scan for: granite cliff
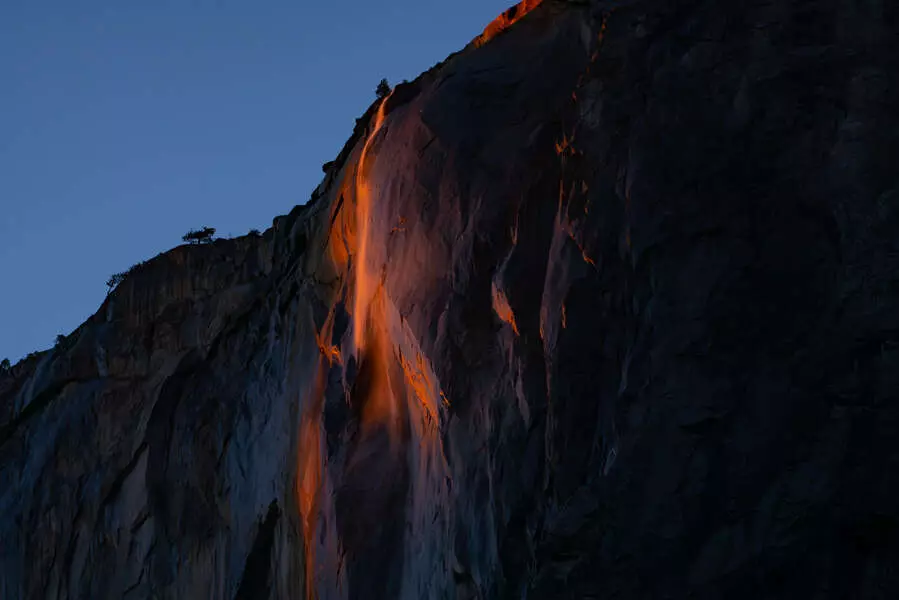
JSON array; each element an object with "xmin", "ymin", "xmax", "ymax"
[{"xmin": 2, "ymin": 0, "xmax": 899, "ymax": 598}]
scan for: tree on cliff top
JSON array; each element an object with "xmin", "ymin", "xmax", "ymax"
[
  {"xmin": 183, "ymin": 226, "xmax": 216, "ymax": 245},
  {"xmin": 54, "ymin": 334, "xmax": 68, "ymax": 351},
  {"xmin": 0, "ymin": 358, "xmax": 10, "ymax": 372},
  {"xmin": 376, "ymin": 78, "xmax": 390, "ymax": 99},
  {"xmin": 106, "ymin": 271, "xmax": 127, "ymax": 294}
]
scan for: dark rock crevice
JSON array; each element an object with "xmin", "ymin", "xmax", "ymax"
[{"xmin": 234, "ymin": 501, "xmax": 282, "ymax": 600}]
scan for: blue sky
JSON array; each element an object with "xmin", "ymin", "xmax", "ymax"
[{"xmin": 0, "ymin": 0, "xmax": 515, "ymax": 363}]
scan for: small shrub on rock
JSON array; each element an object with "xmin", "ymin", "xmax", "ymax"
[
  {"xmin": 106, "ymin": 271, "xmax": 127, "ymax": 294},
  {"xmin": 182, "ymin": 227, "xmax": 216, "ymax": 245},
  {"xmin": 376, "ymin": 78, "xmax": 390, "ymax": 99}
]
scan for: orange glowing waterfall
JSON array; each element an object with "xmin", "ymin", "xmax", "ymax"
[
  {"xmin": 353, "ymin": 94, "xmax": 390, "ymax": 351},
  {"xmin": 351, "ymin": 92, "xmax": 404, "ymax": 441},
  {"xmin": 299, "ymin": 88, "xmax": 452, "ymax": 598},
  {"xmin": 296, "ymin": 91, "xmax": 399, "ymax": 592}
]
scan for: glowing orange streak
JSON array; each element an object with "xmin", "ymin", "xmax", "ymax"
[
  {"xmin": 297, "ymin": 357, "xmax": 327, "ymax": 599},
  {"xmin": 315, "ymin": 320, "xmax": 343, "ymax": 366},
  {"xmin": 555, "ymin": 135, "xmax": 572, "ymax": 155},
  {"xmin": 298, "ymin": 307, "xmax": 346, "ymax": 597},
  {"xmin": 399, "ymin": 351, "xmax": 439, "ymax": 430},
  {"xmin": 491, "ymin": 282, "xmax": 520, "ymax": 335}
]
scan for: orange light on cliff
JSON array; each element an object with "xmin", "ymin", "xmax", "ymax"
[
  {"xmin": 491, "ymin": 282, "xmax": 520, "ymax": 335},
  {"xmin": 297, "ymin": 358, "xmax": 327, "ymax": 599},
  {"xmin": 391, "ymin": 216, "xmax": 407, "ymax": 234},
  {"xmin": 400, "ymin": 351, "xmax": 439, "ymax": 430},
  {"xmin": 555, "ymin": 135, "xmax": 572, "ymax": 156},
  {"xmin": 359, "ymin": 292, "xmax": 404, "ymax": 444},
  {"xmin": 315, "ymin": 318, "xmax": 343, "ymax": 367},
  {"xmin": 473, "ymin": 0, "xmax": 544, "ymax": 47}
]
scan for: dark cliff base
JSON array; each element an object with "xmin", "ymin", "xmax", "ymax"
[{"xmin": 2, "ymin": 0, "xmax": 899, "ymax": 598}]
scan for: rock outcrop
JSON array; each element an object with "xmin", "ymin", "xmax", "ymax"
[{"xmin": 2, "ymin": 0, "xmax": 899, "ymax": 598}]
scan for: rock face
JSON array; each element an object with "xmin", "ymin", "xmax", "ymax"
[{"xmin": 2, "ymin": 0, "xmax": 899, "ymax": 598}]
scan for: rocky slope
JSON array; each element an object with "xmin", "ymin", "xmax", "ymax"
[{"xmin": 2, "ymin": 0, "xmax": 899, "ymax": 598}]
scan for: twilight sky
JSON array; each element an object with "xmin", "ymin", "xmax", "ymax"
[{"xmin": 0, "ymin": 0, "xmax": 515, "ymax": 363}]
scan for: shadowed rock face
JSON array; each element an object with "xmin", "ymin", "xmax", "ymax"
[{"xmin": 2, "ymin": 0, "xmax": 899, "ymax": 598}]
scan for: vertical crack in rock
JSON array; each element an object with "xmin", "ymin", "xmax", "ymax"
[{"xmin": 235, "ymin": 501, "xmax": 282, "ymax": 600}]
